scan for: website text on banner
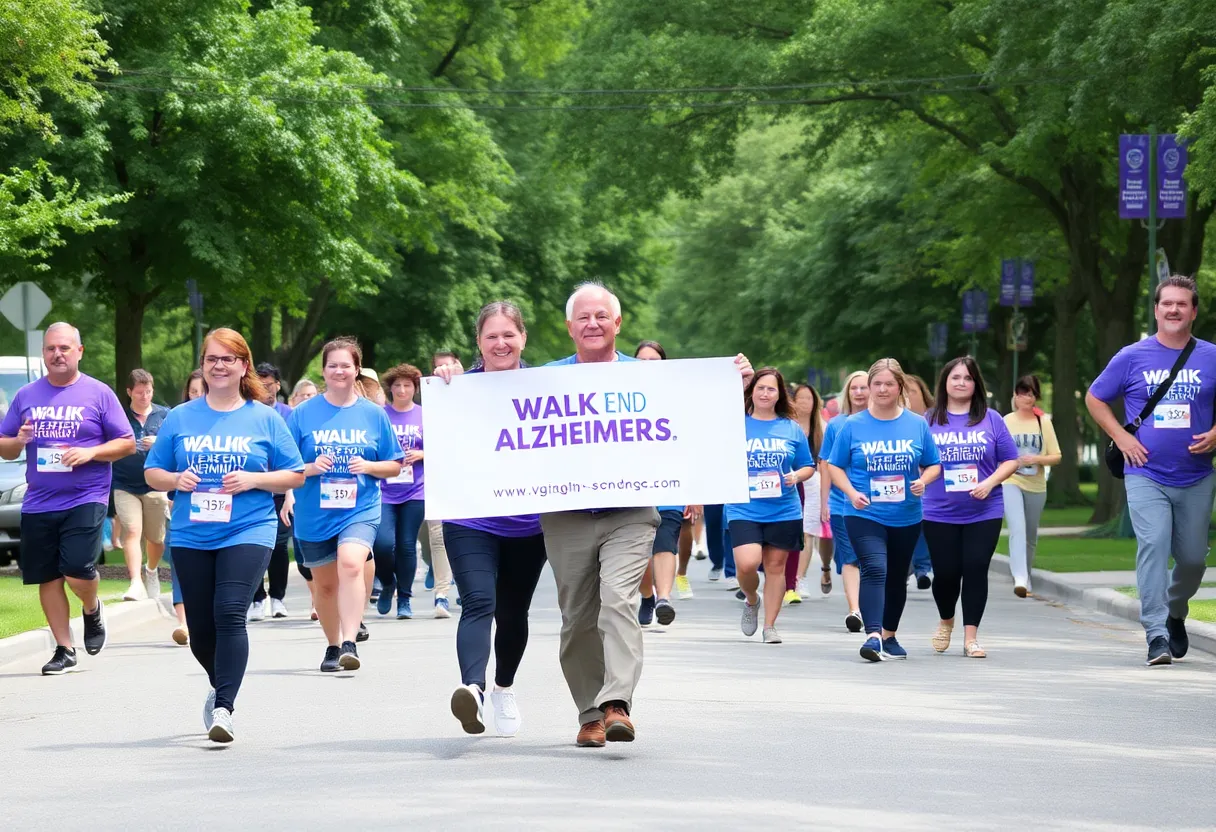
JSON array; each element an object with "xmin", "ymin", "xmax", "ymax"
[{"xmin": 422, "ymin": 357, "xmax": 750, "ymax": 519}]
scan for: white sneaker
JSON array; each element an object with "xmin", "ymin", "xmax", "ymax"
[
  {"xmin": 247, "ymin": 601, "xmax": 265, "ymax": 622},
  {"xmin": 123, "ymin": 579, "xmax": 148, "ymax": 602},
  {"xmin": 203, "ymin": 689, "xmax": 216, "ymax": 730},
  {"xmin": 270, "ymin": 599, "xmax": 288, "ymax": 619},
  {"xmin": 451, "ymin": 684, "xmax": 485, "ymax": 734},
  {"xmin": 741, "ymin": 597, "xmax": 761, "ymax": 637},
  {"xmin": 491, "ymin": 688, "xmax": 521, "ymax": 737},
  {"xmin": 724, "ymin": 577, "xmax": 740, "ymax": 591},
  {"xmin": 795, "ymin": 578, "xmax": 811, "ymax": 597},
  {"xmin": 208, "ymin": 707, "xmax": 234, "ymax": 743},
  {"xmin": 142, "ymin": 566, "xmax": 160, "ymax": 600}
]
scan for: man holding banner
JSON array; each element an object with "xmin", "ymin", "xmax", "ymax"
[{"xmin": 422, "ymin": 282, "xmax": 753, "ymax": 746}]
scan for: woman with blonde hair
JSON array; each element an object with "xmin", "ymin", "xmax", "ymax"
[
  {"xmin": 827, "ymin": 358, "xmax": 941, "ymax": 662},
  {"xmin": 818, "ymin": 371, "xmax": 870, "ymax": 631}
]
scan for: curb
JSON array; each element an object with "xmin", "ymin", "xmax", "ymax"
[
  {"xmin": 988, "ymin": 554, "xmax": 1216, "ymax": 657},
  {"xmin": 0, "ymin": 594, "xmax": 172, "ymax": 669}
]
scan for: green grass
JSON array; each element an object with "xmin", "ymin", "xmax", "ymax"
[
  {"xmin": 1116, "ymin": 582, "xmax": 1216, "ymax": 600},
  {"xmin": 0, "ymin": 576, "xmax": 159, "ymax": 639},
  {"xmin": 1114, "ymin": 587, "xmax": 1216, "ymax": 623},
  {"xmin": 995, "ymin": 535, "xmax": 1216, "ymax": 573},
  {"xmin": 1041, "ymin": 482, "xmax": 1097, "ymax": 528}
]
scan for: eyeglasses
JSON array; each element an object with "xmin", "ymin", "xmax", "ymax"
[{"xmin": 203, "ymin": 355, "xmax": 242, "ymax": 367}]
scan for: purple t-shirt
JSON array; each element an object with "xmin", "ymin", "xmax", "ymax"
[
  {"xmin": 0, "ymin": 374, "xmax": 134, "ymax": 513},
  {"xmin": 273, "ymin": 401, "xmax": 292, "ymax": 421},
  {"xmin": 923, "ymin": 409, "xmax": 1018, "ymax": 524},
  {"xmin": 1090, "ymin": 336, "xmax": 1216, "ymax": 488},
  {"xmin": 445, "ymin": 365, "xmax": 543, "ymax": 538},
  {"xmin": 382, "ymin": 404, "xmax": 424, "ymax": 504}
]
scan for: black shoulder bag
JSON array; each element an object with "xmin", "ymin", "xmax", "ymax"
[{"xmin": 1104, "ymin": 337, "xmax": 1195, "ymax": 479}]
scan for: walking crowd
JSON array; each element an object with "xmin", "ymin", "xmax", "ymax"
[{"xmin": 3, "ymin": 276, "xmax": 1212, "ymax": 745}]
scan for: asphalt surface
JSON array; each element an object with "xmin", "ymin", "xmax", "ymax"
[{"xmin": 2, "ymin": 562, "xmax": 1215, "ymax": 831}]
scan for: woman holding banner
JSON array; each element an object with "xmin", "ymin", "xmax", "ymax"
[
  {"xmin": 727, "ymin": 368, "xmax": 815, "ymax": 644},
  {"xmin": 434, "ymin": 302, "xmax": 549, "ymax": 737}
]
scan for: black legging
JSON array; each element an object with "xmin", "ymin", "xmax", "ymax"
[
  {"xmin": 174, "ymin": 543, "xmax": 272, "ymax": 712},
  {"xmin": 442, "ymin": 524, "xmax": 547, "ymax": 690},
  {"xmin": 922, "ymin": 518, "xmax": 1004, "ymax": 627},
  {"xmin": 254, "ymin": 501, "xmax": 291, "ymax": 602}
]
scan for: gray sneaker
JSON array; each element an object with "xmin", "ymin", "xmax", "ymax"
[
  {"xmin": 142, "ymin": 565, "xmax": 160, "ymax": 600},
  {"xmin": 203, "ymin": 689, "xmax": 216, "ymax": 730},
  {"xmin": 762, "ymin": 627, "xmax": 782, "ymax": 644},
  {"xmin": 208, "ymin": 707, "xmax": 234, "ymax": 743},
  {"xmin": 740, "ymin": 597, "xmax": 761, "ymax": 637}
]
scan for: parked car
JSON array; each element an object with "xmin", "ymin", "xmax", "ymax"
[{"xmin": 0, "ymin": 356, "xmax": 45, "ymax": 566}]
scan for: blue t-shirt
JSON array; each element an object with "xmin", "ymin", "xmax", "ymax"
[
  {"xmin": 828, "ymin": 409, "xmax": 941, "ymax": 527},
  {"xmin": 546, "ymin": 351, "xmax": 637, "ymax": 366},
  {"xmin": 818, "ymin": 414, "xmax": 851, "ymax": 517},
  {"xmin": 145, "ymin": 399, "xmax": 304, "ymax": 549},
  {"xmin": 287, "ymin": 396, "xmax": 404, "ymax": 542},
  {"xmin": 726, "ymin": 416, "xmax": 814, "ymax": 524}
]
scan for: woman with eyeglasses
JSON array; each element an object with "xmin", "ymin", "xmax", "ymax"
[{"xmin": 145, "ymin": 329, "xmax": 305, "ymax": 742}]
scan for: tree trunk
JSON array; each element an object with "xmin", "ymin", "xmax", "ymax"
[
  {"xmin": 1046, "ymin": 281, "xmax": 1088, "ymax": 506},
  {"xmin": 251, "ymin": 308, "xmax": 274, "ymax": 366},
  {"xmin": 113, "ymin": 289, "xmax": 148, "ymax": 407},
  {"xmin": 276, "ymin": 282, "xmax": 332, "ymax": 385}
]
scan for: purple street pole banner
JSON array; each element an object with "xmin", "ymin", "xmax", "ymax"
[
  {"xmin": 1000, "ymin": 259, "xmax": 1017, "ymax": 306},
  {"xmin": 1157, "ymin": 134, "xmax": 1188, "ymax": 219},
  {"xmin": 1019, "ymin": 260, "xmax": 1034, "ymax": 305},
  {"xmin": 962, "ymin": 292, "xmax": 976, "ymax": 332},
  {"xmin": 974, "ymin": 290, "xmax": 990, "ymax": 332},
  {"xmin": 420, "ymin": 357, "xmax": 750, "ymax": 518},
  {"xmin": 928, "ymin": 322, "xmax": 948, "ymax": 358},
  {"xmin": 1119, "ymin": 134, "xmax": 1150, "ymax": 220}
]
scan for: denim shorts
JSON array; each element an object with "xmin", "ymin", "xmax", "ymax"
[{"xmin": 295, "ymin": 521, "xmax": 379, "ymax": 568}]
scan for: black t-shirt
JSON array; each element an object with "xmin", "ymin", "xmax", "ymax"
[{"xmin": 112, "ymin": 404, "xmax": 170, "ymax": 494}]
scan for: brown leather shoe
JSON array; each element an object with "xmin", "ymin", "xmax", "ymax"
[
  {"xmin": 576, "ymin": 719, "xmax": 605, "ymax": 747},
  {"xmin": 604, "ymin": 705, "xmax": 635, "ymax": 743}
]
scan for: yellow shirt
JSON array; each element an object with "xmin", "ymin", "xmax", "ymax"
[{"xmin": 1003, "ymin": 411, "xmax": 1061, "ymax": 493}]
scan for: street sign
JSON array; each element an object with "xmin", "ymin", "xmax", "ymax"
[
  {"xmin": 0, "ymin": 282, "xmax": 52, "ymax": 331},
  {"xmin": 1007, "ymin": 314, "xmax": 1029, "ymax": 352},
  {"xmin": 1157, "ymin": 135, "xmax": 1188, "ymax": 219},
  {"xmin": 1119, "ymin": 134, "xmax": 1151, "ymax": 219}
]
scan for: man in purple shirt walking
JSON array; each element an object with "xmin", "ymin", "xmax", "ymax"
[
  {"xmin": 0, "ymin": 323, "xmax": 136, "ymax": 674},
  {"xmin": 1087, "ymin": 276, "xmax": 1216, "ymax": 666}
]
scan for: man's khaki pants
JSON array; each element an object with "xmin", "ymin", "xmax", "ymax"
[{"xmin": 541, "ymin": 508, "xmax": 658, "ymax": 725}]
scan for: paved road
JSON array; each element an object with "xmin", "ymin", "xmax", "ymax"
[{"xmin": 3, "ymin": 563, "xmax": 1215, "ymax": 830}]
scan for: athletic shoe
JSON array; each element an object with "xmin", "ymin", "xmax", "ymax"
[
  {"xmin": 356, "ymin": 621, "xmax": 370, "ymax": 642},
  {"xmin": 203, "ymin": 689, "xmax": 216, "ymax": 729},
  {"xmin": 1014, "ymin": 585, "xmax": 1028, "ymax": 598},
  {"xmin": 320, "ymin": 645, "xmax": 342, "ymax": 672},
  {"xmin": 676, "ymin": 575, "xmax": 694, "ymax": 599},
  {"xmin": 270, "ymin": 599, "xmax": 288, "ymax": 619},
  {"xmin": 1147, "ymin": 636, "xmax": 1172, "ymax": 666},
  {"xmin": 142, "ymin": 565, "xmax": 160, "ymax": 600},
  {"xmin": 724, "ymin": 577, "xmax": 740, "ymax": 590},
  {"xmin": 425, "ymin": 566, "xmax": 435, "ymax": 590},
  {"xmin": 338, "ymin": 640, "xmax": 360, "ymax": 671},
  {"xmin": 41, "ymin": 646, "xmax": 78, "ymax": 675},
  {"xmin": 451, "ymin": 684, "xmax": 485, "ymax": 734},
  {"xmin": 247, "ymin": 601, "xmax": 265, "ymax": 622},
  {"xmin": 784, "ymin": 589, "xmax": 801, "ymax": 605},
  {"xmin": 655, "ymin": 598, "xmax": 676, "ymax": 626},
  {"xmin": 83, "ymin": 599, "xmax": 108, "ymax": 655},
  {"xmin": 916, "ymin": 574, "xmax": 932, "ymax": 590},
  {"xmin": 735, "ymin": 589, "xmax": 746, "ymax": 601},
  {"xmin": 370, "ymin": 577, "xmax": 382, "ymax": 602},
  {"xmin": 604, "ymin": 704, "xmax": 636, "ymax": 743},
  {"xmin": 708, "ymin": 567, "xmax": 722, "ymax": 582},
  {"xmin": 123, "ymin": 579, "xmax": 148, "ymax": 602},
  {"xmin": 638, "ymin": 595, "xmax": 655, "ymax": 626},
  {"xmin": 1167, "ymin": 616, "xmax": 1189, "ymax": 659},
  {"xmin": 434, "ymin": 597, "xmax": 452, "ymax": 619},
  {"xmin": 208, "ymin": 708, "xmax": 234, "ymax": 743},
  {"xmin": 172, "ymin": 625, "xmax": 189, "ymax": 646},
  {"xmin": 762, "ymin": 627, "xmax": 782, "ymax": 644},
  {"xmin": 795, "ymin": 578, "xmax": 811, "ymax": 598},
  {"xmin": 397, "ymin": 598, "xmax": 413, "ymax": 620},
  {"xmin": 309, "ymin": 609, "xmax": 318, "ymax": 621},
  {"xmin": 491, "ymin": 689, "xmax": 521, "ymax": 737},
  {"xmin": 845, "ymin": 611, "xmax": 863, "ymax": 633},
  {"xmin": 376, "ymin": 585, "xmax": 395, "ymax": 616},
  {"xmin": 860, "ymin": 636, "xmax": 884, "ymax": 662},
  {"xmin": 694, "ymin": 548, "xmax": 707, "ymax": 561},
  {"xmin": 740, "ymin": 597, "xmax": 760, "ymax": 637},
  {"xmin": 881, "ymin": 636, "xmax": 908, "ymax": 660}
]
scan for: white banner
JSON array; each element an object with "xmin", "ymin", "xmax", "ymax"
[{"xmin": 422, "ymin": 357, "xmax": 750, "ymax": 519}]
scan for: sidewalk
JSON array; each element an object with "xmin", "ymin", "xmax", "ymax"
[{"xmin": 987, "ymin": 556, "xmax": 1216, "ymax": 655}]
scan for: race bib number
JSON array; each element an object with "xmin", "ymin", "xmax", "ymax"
[
  {"xmin": 1017, "ymin": 463, "xmax": 1040, "ymax": 477},
  {"xmin": 387, "ymin": 464, "xmax": 414, "ymax": 485},
  {"xmin": 320, "ymin": 476, "xmax": 358, "ymax": 509},
  {"xmin": 944, "ymin": 465, "xmax": 980, "ymax": 493},
  {"xmin": 190, "ymin": 489, "xmax": 232, "ymax": 523},
  {"xmin": 870, "ymin": 475, "xmax": 905, "ymax": 503},
  {"xmin": 748, "ymin": 471, "xmax": 782, "ymax": 499},
  {"xmin": 36, "ymin": 442, "xmax": 72, "ymax": 473},
  {"xmin": 1153, "ymin": 403, "xmax": 1191, "ymax": 429}
]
